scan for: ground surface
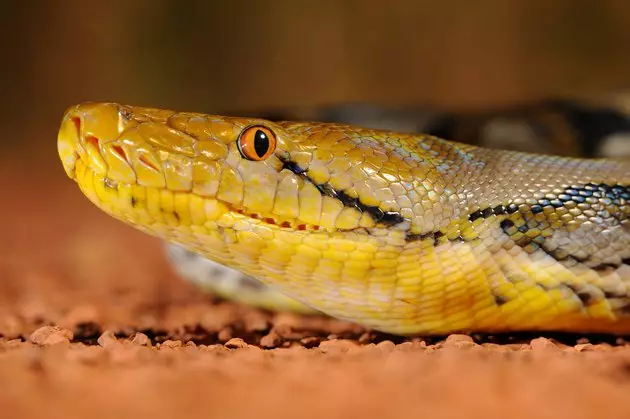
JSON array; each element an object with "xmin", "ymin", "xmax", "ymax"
[{"xmin": 3, "ymin": 161, "xmax": 630, "ymax": 419}]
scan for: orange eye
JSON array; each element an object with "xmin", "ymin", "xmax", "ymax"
[{"xmin": 237, "ymin": 126, "xmax": 277, "ymax": 161}]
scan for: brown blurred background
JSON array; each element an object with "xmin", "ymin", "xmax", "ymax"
[
  {"xmin": 2, "ymin": 1, "xmax": 630, "ymax": 290},
  {"xmin": 3, "ymin": 0, "xmax": 630, "ymax": 159}
]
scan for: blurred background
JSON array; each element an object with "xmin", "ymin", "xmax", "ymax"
[
  {"xmin": 4, "ymin": 0, "xmax": 630, "ymax": 160},
  {"xmin": 2, "ymin": 0, "xmax": 630, "ymax": 330}
]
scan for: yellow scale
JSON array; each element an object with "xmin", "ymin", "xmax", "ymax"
[{"xmin": 59, "ymin": 102, "xmax": 630, "ymax": 335}]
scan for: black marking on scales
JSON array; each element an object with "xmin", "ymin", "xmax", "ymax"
[
  {"xmin": 279, "ymin": 155, "xmax": 405, "ymax": 226},
  {"xmin": 468, "ymin": 204, "xmax": 519, "ymax": 222},
  {"xmin": 497, "ymin": 183, "xmax": 630, "ymax": 265},
  {"xmin": 405, "ymin": 203, "xmax": 519, "ymax": 246}
]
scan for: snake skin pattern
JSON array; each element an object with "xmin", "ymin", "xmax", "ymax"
[
  {"xmin": 58, "ymin": 102, "xmax": 630, "ymax": 335},
  {"xmin": 164, "ymin": 242, "xmax": 316, "ymax": 313}
]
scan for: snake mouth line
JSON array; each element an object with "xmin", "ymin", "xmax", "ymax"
[
  {"xmin": 74, "ymin": 161, "xmax": 327, "ymax": 233},
  {"xmin": 232, "ymin": 208, "xmax": 323, "ymax": 231}
]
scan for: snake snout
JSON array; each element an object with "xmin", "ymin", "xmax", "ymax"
[
  {"xmin": 58, "ymin": 109, "xmax": 83, "ymax": 178},
  {"xmin": 58, "ymin": 103, "xmax": 131, "ymax": 180}
]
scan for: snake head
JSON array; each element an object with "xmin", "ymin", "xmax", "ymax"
[
  {"xmin": 57, "ymin": 102, "xmax": 503, "ymax": 334},
  {"xmin": 58, "ymin": 102, "xmax": 449, "ymax": 239}
]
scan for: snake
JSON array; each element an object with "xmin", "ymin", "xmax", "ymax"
[{"xmin": 57, "ymin": 102, "xmax": 630, "ymax": 335}]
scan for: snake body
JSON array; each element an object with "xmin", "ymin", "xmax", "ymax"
[{"xmin": 58, "ymin": 102, "xmax": 630, "ymax": 335}]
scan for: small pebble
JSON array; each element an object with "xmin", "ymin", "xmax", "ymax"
[
  {"xmin": 199, "ymin": 344, "xmax": 230, "ymax": 353},
  {"xmin": 300, "ymin": 337, "xmax": 322, "ymax": 349},
  {"xmin": 260, "ymin": 331, "xmax": 282, "ymax": 349},
  {"xmin": 160, "ymin": 340, "xmax": 183, "ymax": 349},
  {"xmin": 29, "ymin": 326, "xmax": 73, "ymax": 346},
  {"xmin": 530, "ymin": 337, "xmax": 559, "ymax": 352},
  {"xmin": 272, "ymin": 323, "xmax": 296, "ymax": 339},
  {"xmin": 97, "ymin": 330, "xmax": 119, "ymax": 348},
  {"xmin": 225, "ymin": 338, "xmax": 248, "ymax": 349},
  {"xmin": 444, "ymin": 334, "xmax": 476, "ymax": 349},
  {"xmin": 358, "ymin": 332, "xmax": 375, "ymax": 344},
  {"xmin": 376, "ymin": 340, "xmax": 396, "ymax": 353},
  {"xmin": 574, "ymin": 343, "xmax": 594, "ymax": 352},
  {"xmin": 130, "ymin": 332, "xmax": 151, "ymax": 347},
  {"xmin": 578, "ymin": 343, "xmax": 613, "ymax": 352}
]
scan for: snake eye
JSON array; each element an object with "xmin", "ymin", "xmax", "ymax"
[{"xmin": 237, "ymin": 126, "xmax": 276, "ymax": 161}]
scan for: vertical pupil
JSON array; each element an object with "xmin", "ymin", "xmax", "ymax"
[{"xmin": 254, "ymin": 130, "xmax": 269, "ymax": 157}]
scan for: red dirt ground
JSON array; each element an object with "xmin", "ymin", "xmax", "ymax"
[{"xmin": 2, "ymin": 160, "xmax": 630, "ymax": 419}]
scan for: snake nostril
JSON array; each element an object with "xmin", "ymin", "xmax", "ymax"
[
  {"xmin": 71, "ymin": 116, "xmax": 81, "ymax": 134},
  {"xmin": 111, "ymin": 145, "xmax": 128, "ymax": 162},
  {"xmin": 86, "ymin": 135, "xmax": 100, "ymax": 149},
  {"xmin": 139, "ymin": 154, "xmax": 158, "ymax": 171}
]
